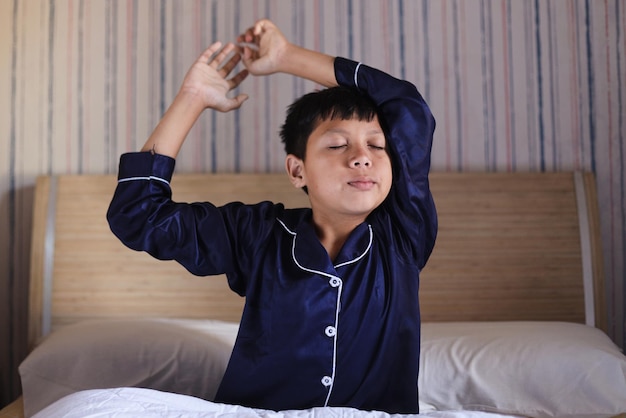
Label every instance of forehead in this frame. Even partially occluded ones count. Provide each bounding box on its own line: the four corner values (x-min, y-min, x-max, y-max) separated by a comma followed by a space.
310, 116, 384, 138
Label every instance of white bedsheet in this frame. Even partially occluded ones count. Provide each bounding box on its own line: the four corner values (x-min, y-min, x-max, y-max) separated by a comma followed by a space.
32, 387, 522, 418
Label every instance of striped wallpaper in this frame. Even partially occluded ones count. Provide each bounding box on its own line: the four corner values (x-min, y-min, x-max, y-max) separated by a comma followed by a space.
1, 0, 624, 405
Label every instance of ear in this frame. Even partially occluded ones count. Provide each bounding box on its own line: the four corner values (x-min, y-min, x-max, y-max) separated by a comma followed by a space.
285, 154, 306, 189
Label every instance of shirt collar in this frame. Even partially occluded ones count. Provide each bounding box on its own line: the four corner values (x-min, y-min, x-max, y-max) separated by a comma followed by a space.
282, 218, 373, 277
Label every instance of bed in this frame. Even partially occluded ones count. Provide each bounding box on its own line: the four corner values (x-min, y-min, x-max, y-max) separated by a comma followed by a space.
2, 171, 625, 418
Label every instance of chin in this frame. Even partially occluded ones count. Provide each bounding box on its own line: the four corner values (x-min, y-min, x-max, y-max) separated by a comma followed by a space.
342, 204, 379, 218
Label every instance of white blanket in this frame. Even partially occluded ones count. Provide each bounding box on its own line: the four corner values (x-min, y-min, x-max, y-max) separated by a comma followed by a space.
32, 387, 522, 418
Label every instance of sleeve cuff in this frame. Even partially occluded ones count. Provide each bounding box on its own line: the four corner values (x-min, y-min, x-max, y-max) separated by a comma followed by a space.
117, 152, 176, 183
334, 57, 361, 89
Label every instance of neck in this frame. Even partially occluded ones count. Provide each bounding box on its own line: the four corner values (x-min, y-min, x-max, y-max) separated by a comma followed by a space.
311, 213, 366, 262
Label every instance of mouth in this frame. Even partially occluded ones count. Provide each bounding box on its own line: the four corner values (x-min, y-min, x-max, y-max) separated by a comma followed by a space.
348, 179, 376, 191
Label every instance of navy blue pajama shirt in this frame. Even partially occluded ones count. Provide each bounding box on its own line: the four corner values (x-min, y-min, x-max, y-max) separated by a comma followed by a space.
107, 57, 437, 414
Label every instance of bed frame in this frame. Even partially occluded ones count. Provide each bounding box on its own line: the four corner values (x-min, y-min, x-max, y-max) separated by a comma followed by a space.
0, 170, 607, 416
28, 171, 606, 346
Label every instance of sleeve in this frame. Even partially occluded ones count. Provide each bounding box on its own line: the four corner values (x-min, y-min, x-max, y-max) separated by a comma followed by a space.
334, 57, 437, 269
106, 152, 276, 281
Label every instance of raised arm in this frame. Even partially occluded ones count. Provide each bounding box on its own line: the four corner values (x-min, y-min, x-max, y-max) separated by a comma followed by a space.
240, 20, 436, 266
142, 42, 249, 158
334, 58, 437, 267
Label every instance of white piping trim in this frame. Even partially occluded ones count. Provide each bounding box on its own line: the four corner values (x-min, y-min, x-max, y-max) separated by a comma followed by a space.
334, 225, 373, 269
277, 218, 296, 236
278, 220, 373, 270
574, 171, 595, 327
286, 232, 341, 404
118, 175, 170, 185
279, 219, 338, 278
324, 280, 342, 407
354, 62, 362, 89
278, 217, 345, 405
289, 236, 339, 281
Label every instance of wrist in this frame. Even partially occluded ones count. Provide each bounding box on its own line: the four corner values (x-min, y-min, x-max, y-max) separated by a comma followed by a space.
140, 90, 205, 158
173, 88, 208, 115
280, 45, 337, 87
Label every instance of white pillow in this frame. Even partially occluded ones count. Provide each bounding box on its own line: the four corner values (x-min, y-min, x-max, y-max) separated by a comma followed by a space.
19, 319, 238, 417
418, 321, 626, 417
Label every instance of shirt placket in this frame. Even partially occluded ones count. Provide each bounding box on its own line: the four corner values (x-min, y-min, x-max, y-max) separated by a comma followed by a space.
322, 275, 342, 406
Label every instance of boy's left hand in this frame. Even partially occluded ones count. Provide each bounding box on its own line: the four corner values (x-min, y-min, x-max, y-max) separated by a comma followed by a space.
237, 19, 290, 76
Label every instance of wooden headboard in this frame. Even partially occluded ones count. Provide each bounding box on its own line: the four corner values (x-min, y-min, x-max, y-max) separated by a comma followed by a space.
27, 171, 606, 349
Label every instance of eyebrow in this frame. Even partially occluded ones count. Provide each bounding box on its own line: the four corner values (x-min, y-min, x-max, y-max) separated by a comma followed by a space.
324, 128, 385, 136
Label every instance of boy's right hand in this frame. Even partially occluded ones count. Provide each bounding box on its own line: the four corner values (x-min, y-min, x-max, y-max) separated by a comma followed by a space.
138, 42, 249, 158
178, 41, 249, 113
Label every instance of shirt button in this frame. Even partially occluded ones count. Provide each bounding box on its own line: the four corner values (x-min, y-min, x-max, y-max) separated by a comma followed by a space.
321, 376, 333, 387
325, 326, 336, 337
329, 277, 342, 287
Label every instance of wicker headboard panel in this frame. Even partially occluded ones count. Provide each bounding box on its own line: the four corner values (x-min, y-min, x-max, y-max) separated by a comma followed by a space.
27, 171, 606, 349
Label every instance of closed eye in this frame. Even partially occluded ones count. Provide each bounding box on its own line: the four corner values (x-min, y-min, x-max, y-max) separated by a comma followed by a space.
328, 145, 347, 150
368, 144, 385, 150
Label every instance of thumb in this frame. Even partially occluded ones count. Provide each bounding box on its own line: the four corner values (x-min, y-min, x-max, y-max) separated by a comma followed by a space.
217, 93, 249, 112
232, 93, 249, 108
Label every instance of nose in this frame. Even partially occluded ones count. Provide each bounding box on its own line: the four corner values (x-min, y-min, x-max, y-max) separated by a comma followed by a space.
351, 159, 370, 168
350, 149, 371, 168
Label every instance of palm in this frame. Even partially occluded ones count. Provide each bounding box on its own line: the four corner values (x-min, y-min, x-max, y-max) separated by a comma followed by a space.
180, 42, 249, 113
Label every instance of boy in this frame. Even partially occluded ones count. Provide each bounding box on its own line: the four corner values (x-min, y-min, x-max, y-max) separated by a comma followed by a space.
107, 19, 436, 414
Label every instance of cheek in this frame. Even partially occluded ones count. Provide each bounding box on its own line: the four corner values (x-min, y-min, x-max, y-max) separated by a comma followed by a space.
381, 162, 393, 191
302, 162, 331, 189
380, 156, 393, 176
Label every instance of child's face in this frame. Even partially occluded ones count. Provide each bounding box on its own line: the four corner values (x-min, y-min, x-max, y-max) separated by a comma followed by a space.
286, 116, 392, 223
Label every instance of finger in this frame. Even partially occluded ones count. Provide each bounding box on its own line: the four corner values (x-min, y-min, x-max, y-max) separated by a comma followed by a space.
221, 51, 246, 75
231, 93, 249, 109
236, 42, 259, 52
235, 43, 257, 65
216, 49, 239, 71
215, 94, 249, 113
228, 69, 249, 89
253, 19, 270, 36
239, 51, 253, 69
239, 27, 256, 43
199, 41, 223, 65
210, 43, 237, 70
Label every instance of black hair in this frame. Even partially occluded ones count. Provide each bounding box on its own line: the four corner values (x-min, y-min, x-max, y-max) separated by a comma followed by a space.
279, 86, 382, 160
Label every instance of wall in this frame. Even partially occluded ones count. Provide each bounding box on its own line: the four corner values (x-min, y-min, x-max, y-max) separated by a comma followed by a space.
1, 0, 624, 405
